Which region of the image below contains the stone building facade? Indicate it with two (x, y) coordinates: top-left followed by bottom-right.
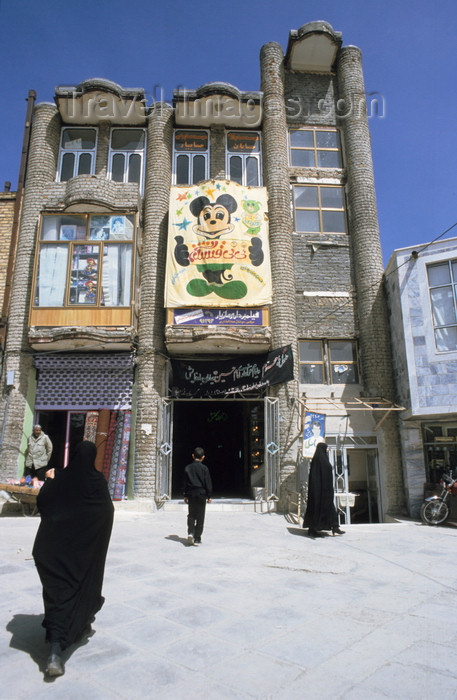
(0, 21), (405, 519)
(385, 237), (457, 517)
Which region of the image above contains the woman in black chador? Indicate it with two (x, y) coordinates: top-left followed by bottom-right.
(33, 440), (114, 677)
(303, 441), (345, 538)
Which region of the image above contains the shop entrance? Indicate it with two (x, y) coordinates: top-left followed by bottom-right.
(171, 401), (264, 499)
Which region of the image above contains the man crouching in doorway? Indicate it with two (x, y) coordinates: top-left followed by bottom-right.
(183, 447), (212, 546)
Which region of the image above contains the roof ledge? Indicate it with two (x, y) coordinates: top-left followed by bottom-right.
(285, 20), (342, 73)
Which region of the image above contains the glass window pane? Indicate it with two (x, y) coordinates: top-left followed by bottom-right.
(428, 263), (450, 286)
(229, 155), (242, 184)
(316, 131), (338, 148)
(192, 155), (206, 183)
(299, 341), (322, 362)
(176, 154), (189, 184)
(300, 364), (323, 383)
(62, 128), (96, 150)
(435, 326), (457, 352)
(317, 150), (341, 168)
(430, 287), (456, 325)
(246, 156), (259, 186)
(102, 215), (134, 241)
(329, 341), (357, 362)
(331, 364), (359, 384)
(60, 153), (75, 181)
(451, 261), (457, 281)
(320, 187), (344, 208)
(35, 245), (68, 306)
(294, 186), (318, 208)
(77, 153), (92, 175)
(291, 150), (314, 167)
(296, 210), (319, 232)
(89, 215), (110, 240)
(69, 246), (99, 305)
(290, 130), (313, 148)
(111, 153), (125, 182)
(127, 153), (141, 183)
(101, 244), (132, 306)
(322, 211), (346, 232)
(111, 129), (144, 150)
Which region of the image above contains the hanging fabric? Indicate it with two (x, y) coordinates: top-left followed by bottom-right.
(83, 411), (99, 443)
(94, 409), (111, 473)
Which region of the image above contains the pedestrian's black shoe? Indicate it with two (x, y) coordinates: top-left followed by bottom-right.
(46, 653), (65, 677)
(308, 529), (325, 538)
(194, 538), (201, 545)
(332, 527), (345, 536)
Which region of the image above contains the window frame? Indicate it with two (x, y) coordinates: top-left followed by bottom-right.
(299, 339), (360, 385)
(293, 184), (347, 234)
(289, 127), (342, 169)
(226, 130), (262, 186)
(33, 213), (136, 310)
(427, 259), (457, 353)
(172, 129), (210, 185)
(108, 128), (146, 194)
(57, 127), (98, 182)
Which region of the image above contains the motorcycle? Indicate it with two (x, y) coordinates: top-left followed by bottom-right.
(420, 473), (457, 526)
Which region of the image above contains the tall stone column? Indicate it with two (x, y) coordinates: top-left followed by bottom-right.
(337, 47), (406, 516)
(260, 42), (300, 508)
(133, 102), (173, 501)
(0, 103), (61, 479)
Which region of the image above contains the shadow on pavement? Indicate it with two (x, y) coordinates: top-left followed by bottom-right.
(165, 534), (190, 546)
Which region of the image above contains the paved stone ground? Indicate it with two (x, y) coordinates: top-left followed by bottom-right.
(1, 508), (457, 699)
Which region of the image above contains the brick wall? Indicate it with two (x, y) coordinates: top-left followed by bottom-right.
(0, 192), (16, 314)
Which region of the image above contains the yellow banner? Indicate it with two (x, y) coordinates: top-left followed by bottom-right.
(165, 180), (272, 308)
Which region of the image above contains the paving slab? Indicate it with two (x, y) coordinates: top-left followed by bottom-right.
(1, 509), (457, 699)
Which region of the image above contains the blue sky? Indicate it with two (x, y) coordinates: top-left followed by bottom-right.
(1, 0), (456, 264)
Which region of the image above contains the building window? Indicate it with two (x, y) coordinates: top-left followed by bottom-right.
(427, 260), (457, 352)
(34, 214), (134, 307)
(289, 128), (341, 168)
(108, 129), (146, 192)
(57, 128), (97, 182)
(299, 340), (359, 384)
(423, 422), (457, 482)
(226, 131), (261, 186)
(173, 130), (209, 184)
(293, 185), (346, 234)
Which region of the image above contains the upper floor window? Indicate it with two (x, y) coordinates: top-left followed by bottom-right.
(293, 185), (346, 234)
(226, 131), (261, 186)
(57, 128), (97, 182)
(34, 214), (134, 308)
(173, 130), (209, 185)
(427, 260), (457, 352)
(109, 129), (145, 192)
(289, 128), (341, 168)
(299, 340), (359, 384)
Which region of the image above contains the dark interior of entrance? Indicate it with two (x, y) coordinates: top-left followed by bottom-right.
(172, 401), (263, 499)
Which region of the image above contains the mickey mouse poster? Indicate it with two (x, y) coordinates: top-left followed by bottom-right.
(165, 180), (272, 308)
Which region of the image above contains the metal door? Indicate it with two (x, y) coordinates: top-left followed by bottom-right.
(157, 398), (173, 502)
(264, 397), (280, 501)
(366, 449), (382, 522)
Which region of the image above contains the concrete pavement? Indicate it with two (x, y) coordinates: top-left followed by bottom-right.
(1, 506), (457, 699)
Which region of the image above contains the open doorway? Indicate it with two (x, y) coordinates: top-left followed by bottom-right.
(171, 401), (263, 499)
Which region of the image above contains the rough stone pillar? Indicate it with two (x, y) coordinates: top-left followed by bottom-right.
(133, 102), (173, 501)
(337, 47), (406, 516)
(0, 103), (61, 478)
(260, 42), (300, 509)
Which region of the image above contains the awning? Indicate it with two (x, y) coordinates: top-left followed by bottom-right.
(300, 396), (405, 430)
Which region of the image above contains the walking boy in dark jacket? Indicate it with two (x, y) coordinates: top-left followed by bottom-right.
(183, 447), (212, 546)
